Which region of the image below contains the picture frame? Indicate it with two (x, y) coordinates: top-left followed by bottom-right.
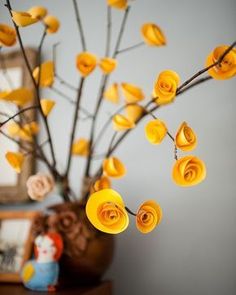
(0, 48), (37, 204)
(0, 211), (40, 283)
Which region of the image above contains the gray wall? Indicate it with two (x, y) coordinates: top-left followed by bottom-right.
(1, 1), (236, 294)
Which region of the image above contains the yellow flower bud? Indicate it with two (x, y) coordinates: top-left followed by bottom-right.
(175, 122), (197, 151)
(7, 122), (21, 137)
(72, 138), (90, 156)
(0, 23), (17, 47)
(28, 6), (47, 20)
(141, 23), (166, 46)
(136, 200), (163, 234)
(33, 61), (54, 87)
(107, 0), (128, 10)
(11, 11), (38, 27)
(112, 114), (135, 131)
(206, 45), (236, 80)
(121, 83), (145, 103)
(103, 157), (126, 178)
(91, 176), (111, 193)
(99, 57), (117, 74)
(40, 99), (55, 116)
(43, 15), (60, 34)
(0, 88), (33, 106)
(153, 70), (180, 105)
(104, 83), (119, 103)
(172, 155), (206, 187)
(145, 119), (167, 144)
(86, 189), (129, 234)
(125, 104), (144, 123)
(76, 52), (97, 77)
(5, 152), (24, 173)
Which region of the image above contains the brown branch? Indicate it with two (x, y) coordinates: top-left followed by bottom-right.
(72, 0), (87, 51)
(105, 6), (112, 57)
(117, 41), (145, 55)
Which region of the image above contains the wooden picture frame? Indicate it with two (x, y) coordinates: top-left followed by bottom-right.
(0, 48), (37, 203)
(0, 211), (40, 283)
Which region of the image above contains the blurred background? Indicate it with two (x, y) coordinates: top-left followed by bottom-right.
(0, 0), (236, 294)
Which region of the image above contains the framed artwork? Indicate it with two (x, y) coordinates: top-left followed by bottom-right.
(0, 49), (37, 203)
(0, 211), (40, 283)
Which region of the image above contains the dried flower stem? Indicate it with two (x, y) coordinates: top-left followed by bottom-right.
(105, 7), (112, 57)
(72, 0), (87, 51)
(117, 41), (145, 55)
(125, 206), (136, 216)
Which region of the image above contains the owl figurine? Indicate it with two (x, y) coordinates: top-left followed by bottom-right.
(21, 232), (63, 292)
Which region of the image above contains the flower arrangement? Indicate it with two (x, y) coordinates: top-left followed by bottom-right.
(0, 0), (236, 238)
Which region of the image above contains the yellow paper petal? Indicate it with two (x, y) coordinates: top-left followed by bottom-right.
(145, 119), (167, 144)
(72, 138), (90, 156)
(121, 83), (145, 103)
(43, 15), (60, 34)
(125, 104), (144, 123)
(7, 122), (21, 137)
(11, 11), (38, 27)
(136, 200), (163, 234)
(0, 23), (17, 47)
(28, 6), (47, 20)
(86, 189), (129, 234)
(104, 83), (119, 103)
(141, 23), (166, 46)
(33, 61), (54, 87)
(91, 176), (111, 193)
(5, 152), (24, 173)
(0, 88), (33, 106)
(107, 0), (128, 10)
(112, 114), (135, 131)
(40, 99), (55, 116)
(99, 58), (117, 74)
(172, 155), (206, 187)
(175, 122), (197, 151)
(76, 52), (97, 77)
(103, 157), (126, 178)
(19, 122), (39, 142)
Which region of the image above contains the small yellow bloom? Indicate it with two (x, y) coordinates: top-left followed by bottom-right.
(103, 157), (126, 178)
(5, 151), (24, 173)
(43, 15), (60, 34)
(11, 11), (38, 27)
(107, 0), (128, 10)
(206, 45), (236, 80)
(0, 88), (33, 106)
(33, 61), (54, 87)
(86, 189), (129, 234)
(125, 104), (144, 123)
(121, 83), (145, 103)
(136, 200), (163, 234)
(104, 83), (119, 103)
(76, 52), (97, 77)
(145, 119), (167, 144)
(141, 23), (166, 46)
(99, 58), (117, 74)
(72, 138), (90, 156)
(91, 176), (111, 193)
(172, 155), (206, 187)
(153, 70), (180, 105)
(19, 122), (39, 142)
(112, 114), (135, 131)
(7, 122), (21, 137)
(28, 6), (47, 20)
(175, 122), (197, 152)
(40, 99), (55, 116)
(0, 23), (17, 47)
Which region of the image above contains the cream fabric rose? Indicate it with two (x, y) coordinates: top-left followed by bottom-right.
(26, 173), (54, 201)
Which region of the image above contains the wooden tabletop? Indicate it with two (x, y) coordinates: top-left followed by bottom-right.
(0, 281), (112, 295)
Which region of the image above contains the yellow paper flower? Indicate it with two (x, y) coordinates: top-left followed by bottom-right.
(43, 15), (60, 34)
(86, 189), (129, 234)
(99, 58), (117, 74)
(28, 6), (47, 20)
(0, 23), (17, 47)
(76, 52), (97, 77)
(172, 155), (206, 187)
(7, 122), (21, 137)
(103, 157), (126, 178)
(72, 138), (90, 156)
(125, 104), (144, 123)
(206, 45), (236, 80)
(107, 0), (128, 10)
(40, 99), (55, 116)
(175, 122), (197, 151)
(91, 176), (111, 193)
(136, 200), (163, 234)
(0, 88), (33, 106)
(5, 152), (24, 173)
(33, 61), (54, 87)
(145, 119), (167, 144)
(153, 70), (180, 105)
(19, 122), (39, 142)
(121, 83), (145, 103)
(141, 23), (166, 46)
(104, 83), (119, 103)
(11, 11), (38, 27)
(112, 114), (135, 131)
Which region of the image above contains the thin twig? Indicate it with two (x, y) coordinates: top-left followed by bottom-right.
(105, 7), (112, 56)
(72, 0), (87, 51)
(125, 206), (136, 216)
(117, 41), (145, 55)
